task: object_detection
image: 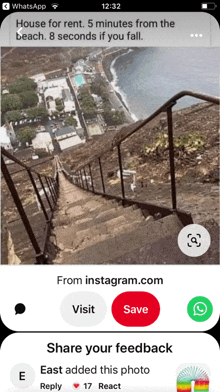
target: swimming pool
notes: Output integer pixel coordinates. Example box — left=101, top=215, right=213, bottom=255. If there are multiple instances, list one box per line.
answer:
left=74, top=74, right=85, bottom=87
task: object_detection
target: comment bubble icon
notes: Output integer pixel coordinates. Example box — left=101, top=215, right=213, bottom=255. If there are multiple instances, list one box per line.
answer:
left=15, top=303, right=26, bottom=315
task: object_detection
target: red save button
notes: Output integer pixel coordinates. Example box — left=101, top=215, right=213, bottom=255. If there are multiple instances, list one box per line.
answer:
left=112, top=291, right=160, bottom=327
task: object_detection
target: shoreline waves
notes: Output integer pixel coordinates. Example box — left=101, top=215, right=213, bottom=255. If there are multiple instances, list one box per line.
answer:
left=110, top=50, right=139, bottom=122
left=102, top=48, right=139, bottom=123
left=101, top=47, right=220, bottom=123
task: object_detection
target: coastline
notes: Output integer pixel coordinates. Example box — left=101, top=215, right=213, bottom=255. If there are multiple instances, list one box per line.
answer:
left=102, top=48, right=130, bottom=82
left=101, top=48, right=139, bottom=123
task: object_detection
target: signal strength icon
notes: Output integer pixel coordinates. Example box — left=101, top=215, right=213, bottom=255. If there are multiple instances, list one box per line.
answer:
left=51, top=3, right=59, bottom=9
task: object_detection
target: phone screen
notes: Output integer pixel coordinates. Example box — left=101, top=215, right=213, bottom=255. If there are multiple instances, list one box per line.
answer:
left=0, top=3, right=219, bottom=392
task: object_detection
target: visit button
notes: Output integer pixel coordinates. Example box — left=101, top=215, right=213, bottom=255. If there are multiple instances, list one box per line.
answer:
left=112, top=291, right=160, bottom=327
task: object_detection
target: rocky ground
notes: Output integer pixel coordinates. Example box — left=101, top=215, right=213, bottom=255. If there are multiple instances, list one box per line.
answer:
left=1, top=47, right=95, bottom=85
left=60, top=101, right=219, bottom=225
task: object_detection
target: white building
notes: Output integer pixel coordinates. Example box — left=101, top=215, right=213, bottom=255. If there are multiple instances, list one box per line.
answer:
left=30, top=73, right=46, bottom=83
left=41, top=77, right=75, bottom=115
left=40, top=77, right=68, bottom=92
left=62, top=89, right=75, bottom=113
left=74, top=59, right=86, bottom=74
left=55, top=126, right=85, bottom=151
left=0, top=126, right=12, bottom=150
left=44, top=86, right=62, bottom=102
left=58, top=135, right=84, bottom=150
left=32, top=132, right=54, bottom=152
left=46, top=98, right=56, bottom=114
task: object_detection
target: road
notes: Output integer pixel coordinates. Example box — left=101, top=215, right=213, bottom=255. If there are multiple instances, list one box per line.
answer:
left=66, top=77, right=89, bottom=139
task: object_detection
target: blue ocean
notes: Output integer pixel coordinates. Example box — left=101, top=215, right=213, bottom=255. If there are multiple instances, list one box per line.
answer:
left=110, top=48, right=220, bottom=120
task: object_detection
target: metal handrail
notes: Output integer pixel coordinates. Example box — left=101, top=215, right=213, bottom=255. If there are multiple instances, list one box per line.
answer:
left=1, top=148, right=59, bottom=264
left=74, top=90, right=220, bottom=170
left=112, top=90, right=219, bottom=145
left=2, top=91, right=218, bottom=263
left=62, top=90, right=219, bottom=221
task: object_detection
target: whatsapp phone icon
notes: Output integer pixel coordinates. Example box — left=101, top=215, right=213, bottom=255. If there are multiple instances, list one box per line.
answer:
left=187, top=296, right=213, bottom=322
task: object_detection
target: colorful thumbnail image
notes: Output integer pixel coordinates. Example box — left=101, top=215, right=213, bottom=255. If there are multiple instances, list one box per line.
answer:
left=177, top=365, right=209, bottom=391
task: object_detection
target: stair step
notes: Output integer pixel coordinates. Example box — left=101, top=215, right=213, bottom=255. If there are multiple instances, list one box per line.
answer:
left=74, top=206, right=144, bottom=231
left=53, top=174, right=186, bottom=265
left=55, top=212, right=142, bottom=251
left=54, top=201, right=121, bottom=227
left=57, top=193, right=120, bottom=217
left=56, top=214, right=183, bottom=264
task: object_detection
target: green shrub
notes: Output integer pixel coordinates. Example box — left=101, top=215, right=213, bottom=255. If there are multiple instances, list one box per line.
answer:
left=8, top=78, right=37, bottom=94
left=143, top=132, right=206, bottom=155
left=17, top=127, right=36, bottom=144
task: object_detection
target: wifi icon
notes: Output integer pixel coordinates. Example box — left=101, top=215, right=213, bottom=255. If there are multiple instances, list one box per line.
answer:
left=51, top=3, right=59, bottom=9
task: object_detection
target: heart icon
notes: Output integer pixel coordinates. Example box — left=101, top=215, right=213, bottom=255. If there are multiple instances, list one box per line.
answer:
left=73, top=384, right=80, bottom=389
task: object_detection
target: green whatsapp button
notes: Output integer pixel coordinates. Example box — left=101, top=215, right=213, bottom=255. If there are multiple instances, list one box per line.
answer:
left=187, top=296, right=213, bottom=322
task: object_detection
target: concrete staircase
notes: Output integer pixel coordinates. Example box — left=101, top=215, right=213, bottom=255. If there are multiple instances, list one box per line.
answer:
left=52, top=173, right=186, bottom=264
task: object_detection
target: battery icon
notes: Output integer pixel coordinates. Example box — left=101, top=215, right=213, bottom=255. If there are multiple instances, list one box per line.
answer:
left=201, top=2, right=217, bottom=9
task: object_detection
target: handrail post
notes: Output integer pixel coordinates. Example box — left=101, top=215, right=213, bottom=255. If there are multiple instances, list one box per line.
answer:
left=83, top=167, right=89, bottom=190
left=167, top=104, right=177, bottom=210
left=88, top=164, right=95, bottom=192
left=28, top=170, right=49, bottom=221
left=45, top=176, right=56, bottom=205
left=76, top=171, right=79, bottom=186
left=37, top=174, right=53, bottom=212
left=79, top=171, right=82, bottom=187
left=98, top=157, right=105, bottom=194
left=1, top=155, right=42, bottom=257
left=117, top=144, right=125, bottom=200
left=80, top=169, right=85, bottom=189
left=78, top=171, right=82, bottom=187
left=49, top=177, right=57, bottom=202
left=56, top=171, right=59, bottom=190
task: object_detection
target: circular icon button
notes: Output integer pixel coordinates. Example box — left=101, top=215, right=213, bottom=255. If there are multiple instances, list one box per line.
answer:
left=187, top=296, right=213, bottom=322
left=178, top=224, right=211, bottom=257
left=112, top=291, right=160, bottom=327
left=10, top=363, right=35, bottom=388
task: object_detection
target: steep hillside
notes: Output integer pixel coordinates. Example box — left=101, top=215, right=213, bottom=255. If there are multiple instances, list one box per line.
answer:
left=60, top=101, right=219, bottom=224
left=1, top=47, right=95, bottom=85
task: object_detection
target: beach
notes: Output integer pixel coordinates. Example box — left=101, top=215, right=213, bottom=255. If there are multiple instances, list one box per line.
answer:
left=101, top=48, right=138, bottom=124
